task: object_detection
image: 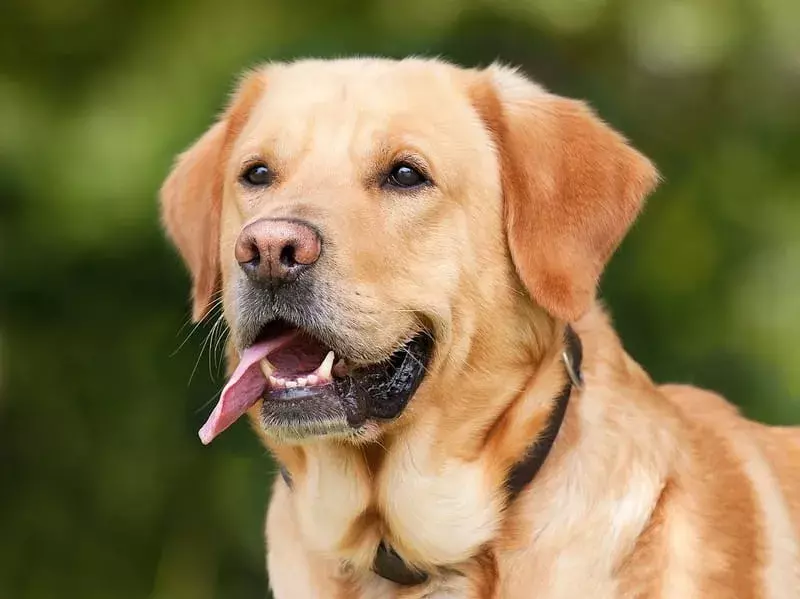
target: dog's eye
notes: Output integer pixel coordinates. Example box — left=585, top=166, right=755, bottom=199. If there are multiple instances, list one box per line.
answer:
left=242, top=163, right=273, bottom=186
left=385, top=163, right=427, bottom=189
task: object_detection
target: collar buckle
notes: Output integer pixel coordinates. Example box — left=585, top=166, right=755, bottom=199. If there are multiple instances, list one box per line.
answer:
left=372, top=542, right=429, bottom=586
left=561, top=324, right=584, bottom=391
left=561, top=348, right=583, bottom=390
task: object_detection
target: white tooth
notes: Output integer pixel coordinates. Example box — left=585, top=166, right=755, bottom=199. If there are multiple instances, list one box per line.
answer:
left=269, top=375, right=280, bottom=388
left=259, top=358, right=275, bottom=378
left=286, top=380, right=297, bottom=388
left=277, top=377, right=287, bottom=388
left=297, top=377, right=307, bottom=387
left=317, top=351, right=335, bottom=380
left=306, top=374, right=319, bottom=386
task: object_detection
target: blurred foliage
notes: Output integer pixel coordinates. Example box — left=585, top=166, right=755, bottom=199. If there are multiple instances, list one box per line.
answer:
left=1, top=0, right=798, bottom=597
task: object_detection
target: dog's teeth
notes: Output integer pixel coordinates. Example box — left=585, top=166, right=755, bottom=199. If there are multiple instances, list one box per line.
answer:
left=276, top=377, right=287, bottom=388
left=269, top=375, right=280, bottom=388
left=259, top=358, right=275, bottom=378
left=317, top=351, right=335, bottom=380
left=306, top=374, right=319, bottom=386
left=285, top=380, right=297, bottom=389
left=297, top=377, right=307, bottom=387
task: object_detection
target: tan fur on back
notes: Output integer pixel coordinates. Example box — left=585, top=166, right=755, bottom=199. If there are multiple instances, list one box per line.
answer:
left=160, top=58, right=800, bottom=598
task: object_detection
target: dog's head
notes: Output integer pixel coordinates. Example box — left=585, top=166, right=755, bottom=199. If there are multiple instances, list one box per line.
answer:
left=161, top=59, right=657, bottom=444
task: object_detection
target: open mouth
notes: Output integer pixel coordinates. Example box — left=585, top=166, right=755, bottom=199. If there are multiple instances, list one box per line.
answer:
left=198, top=319, right=433, bottom=443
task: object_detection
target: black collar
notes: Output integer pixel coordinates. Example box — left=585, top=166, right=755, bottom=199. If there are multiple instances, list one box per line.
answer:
left=282, top=326, right=583, bottom=588
left=504, top=324, right=583, bottom=502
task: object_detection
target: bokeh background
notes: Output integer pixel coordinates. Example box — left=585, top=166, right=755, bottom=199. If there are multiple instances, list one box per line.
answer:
left=1, top=0, right=798, bottom=597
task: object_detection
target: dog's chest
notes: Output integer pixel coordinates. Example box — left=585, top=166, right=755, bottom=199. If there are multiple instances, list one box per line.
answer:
left=291, top=438, right=502, bottom=569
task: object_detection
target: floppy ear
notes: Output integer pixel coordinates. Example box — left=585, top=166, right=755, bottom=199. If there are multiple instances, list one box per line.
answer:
left=161, top=121, right=226, bottom=321
left=472, top=66, right=659, bottom=321
left=160, top=72, right=265, bottom=321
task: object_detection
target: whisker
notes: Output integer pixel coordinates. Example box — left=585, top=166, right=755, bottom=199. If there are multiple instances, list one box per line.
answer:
left=173, top=288, right=223, bottom=338
left=189, top=316, right=219, bottom=386
left=195, top=388, right=223, bottom=414
left=401, top=346, right=433, bottom=376
left=171, top=297, right=224, bottom=357
left=214, top=324, right=230, bottom=373
left=206, top=314, right=227, bottom=380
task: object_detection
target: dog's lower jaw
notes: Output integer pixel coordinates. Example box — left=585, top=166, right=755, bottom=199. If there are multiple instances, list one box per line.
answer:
left=258, top=418, right=384, bottom=445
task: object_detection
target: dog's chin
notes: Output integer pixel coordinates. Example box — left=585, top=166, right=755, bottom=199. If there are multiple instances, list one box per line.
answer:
left=256, top=328, right=434, bottom=443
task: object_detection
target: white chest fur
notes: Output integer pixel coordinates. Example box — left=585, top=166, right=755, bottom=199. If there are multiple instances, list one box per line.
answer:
left=377, top=426, right=502, bottom=566
left=291, top=427, right=502, bottom=571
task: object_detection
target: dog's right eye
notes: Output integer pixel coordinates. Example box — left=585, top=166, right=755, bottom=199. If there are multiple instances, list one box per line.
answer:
left=384, top=163, right=428, bottom=190
left=242, top=163, right=273, bottom=186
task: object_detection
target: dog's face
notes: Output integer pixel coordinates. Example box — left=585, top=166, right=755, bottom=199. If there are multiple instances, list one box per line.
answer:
left=161, top=59, right=658, bottom=444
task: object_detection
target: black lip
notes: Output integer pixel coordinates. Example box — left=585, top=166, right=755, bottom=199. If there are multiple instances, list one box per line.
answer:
left=259, top=331, right=434, bottom=437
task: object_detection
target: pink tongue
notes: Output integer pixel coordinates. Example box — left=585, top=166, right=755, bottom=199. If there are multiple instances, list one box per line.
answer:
left=198, top=331, right=299, bottom=445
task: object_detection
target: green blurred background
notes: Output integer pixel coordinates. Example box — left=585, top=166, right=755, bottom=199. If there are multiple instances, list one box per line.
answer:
left=1, top=0, right=798, bottom=597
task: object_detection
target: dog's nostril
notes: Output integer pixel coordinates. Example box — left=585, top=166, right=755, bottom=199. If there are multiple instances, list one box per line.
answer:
left=234, top=234, right=261, bottom=267
left=248, top=239, right=262, bottom=264
left=279, top=244, right=297, bottom=268
left=234, top=218, right=321, bottom=282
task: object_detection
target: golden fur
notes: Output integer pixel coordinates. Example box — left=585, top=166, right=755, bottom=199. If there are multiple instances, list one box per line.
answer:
left=161, top=57, right=800, bottom=598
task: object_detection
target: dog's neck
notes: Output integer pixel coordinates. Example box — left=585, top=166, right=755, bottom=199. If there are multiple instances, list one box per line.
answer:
left=262, top=307, right=681, bottom=597
left=413, top=302, right=569, bottom=473
left=262, top=300, right=582, bottom=565
left=371, top=324, right=582, bottom=585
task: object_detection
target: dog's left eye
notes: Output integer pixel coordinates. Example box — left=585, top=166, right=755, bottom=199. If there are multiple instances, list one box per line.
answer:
left=385, top=163, right=427, bottom=189
left=242, top=163, right=273, bottom=186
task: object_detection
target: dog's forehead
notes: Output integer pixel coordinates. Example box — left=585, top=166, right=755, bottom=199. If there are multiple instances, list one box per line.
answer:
left=267, top=58, right=464, bottom=110
left=236, top=59, right=478, bottom=158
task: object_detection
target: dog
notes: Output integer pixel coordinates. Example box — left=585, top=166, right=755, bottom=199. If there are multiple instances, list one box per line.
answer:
left=160, top=58, right=800, bottom=598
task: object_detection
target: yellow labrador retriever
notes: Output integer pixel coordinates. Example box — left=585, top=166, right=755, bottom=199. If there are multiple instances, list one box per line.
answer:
left=160, top=58, right=800, bottom=598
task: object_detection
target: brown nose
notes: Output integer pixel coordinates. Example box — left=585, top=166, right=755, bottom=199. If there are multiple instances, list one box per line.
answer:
left=234, top=218, right=322, bottom=283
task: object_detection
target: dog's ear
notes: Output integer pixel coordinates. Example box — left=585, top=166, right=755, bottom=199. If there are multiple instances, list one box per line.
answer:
left=160, top=72, right=265, bottom=321
left=161, top=120, right=226, bottom=322
left=471, top=66, right=659, bottom=321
